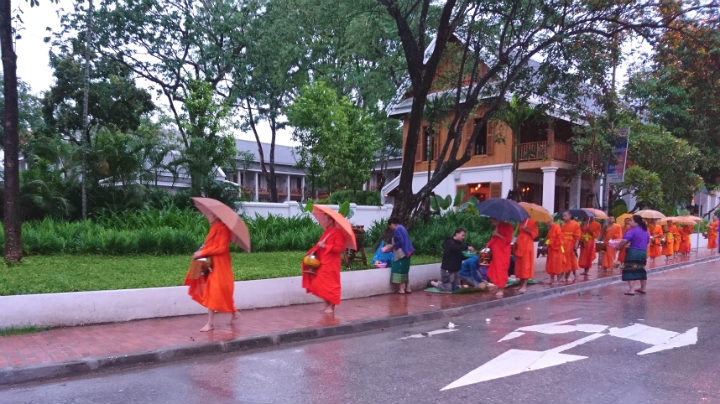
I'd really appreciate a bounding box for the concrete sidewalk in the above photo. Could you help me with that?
[1,249,718,386]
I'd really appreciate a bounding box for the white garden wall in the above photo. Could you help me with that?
[236,201,393,229]
[0,263,440,329]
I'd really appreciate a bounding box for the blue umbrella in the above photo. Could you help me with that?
[475,198,530,222]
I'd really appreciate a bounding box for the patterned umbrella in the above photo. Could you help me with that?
[635,209,666,219]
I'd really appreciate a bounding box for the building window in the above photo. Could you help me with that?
[473,119,487,155]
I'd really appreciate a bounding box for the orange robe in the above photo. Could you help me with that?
[302,227,344,305]
[647,224,663,258]
[578,221,601,270]
[487,221,513,288]
[618,226,629,263]
[185,221,236,313]
[679,226,692,254]
[515,219,538,280]
[545,223,565,275]
[662,231,675,257]
[707,220,718,250]
[601,223,623,269]
[670,224,681,253]
[561,220,581,272]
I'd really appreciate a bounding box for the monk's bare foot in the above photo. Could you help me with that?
[518,287,527,294]
[323,304,335,314]
[495,290,504,298]
[200,323,214,332]
[231,311,238,321]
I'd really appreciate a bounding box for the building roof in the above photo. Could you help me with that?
[235,139,300,167]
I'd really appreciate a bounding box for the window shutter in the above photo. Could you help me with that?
[490,182,502,198]
[486,121,495,155]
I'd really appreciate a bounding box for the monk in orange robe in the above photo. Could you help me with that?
[669,221,681,255]
[578,218,601,275]
[601,218,623,270]
[647,220,663,260]
[545,221,565,285]
[662,224,675,262]
[707,216,718,250]
[186,220,236,332]
[679,225,692,255]
[514,218,538,293]
[560,211,581,281]
[617,217,632,265]
[302,224,345,314]
[487,218,513,297]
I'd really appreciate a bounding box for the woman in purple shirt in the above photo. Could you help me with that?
[617,215,651,295]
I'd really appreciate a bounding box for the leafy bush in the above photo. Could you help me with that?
[328,190,381,206]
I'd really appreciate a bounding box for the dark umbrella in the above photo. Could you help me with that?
[475,198,530,222]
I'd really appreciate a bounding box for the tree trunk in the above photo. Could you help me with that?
[268,116,278,202]
[80,0,94,218]
[0,0,22,262]
[512,128,520,201]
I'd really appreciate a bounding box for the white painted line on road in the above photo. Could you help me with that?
[498,331,525,342]
[400,328,458,340]
[608,324,678,345]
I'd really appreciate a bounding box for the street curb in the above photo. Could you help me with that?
[2,255,718,386]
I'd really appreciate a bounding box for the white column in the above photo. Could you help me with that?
[301,176,306,201]
[286,174,291,202]
[501,165,513,199]
[541,167,558,214]
[569,173,582,209]
[254,172,259,202]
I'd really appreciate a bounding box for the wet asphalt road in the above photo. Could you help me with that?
[2,259,720,404]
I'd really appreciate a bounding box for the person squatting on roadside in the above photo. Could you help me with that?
[431,228,474,291]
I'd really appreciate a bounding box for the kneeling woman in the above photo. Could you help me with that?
[302,223,345,314]
[616,215,650,295]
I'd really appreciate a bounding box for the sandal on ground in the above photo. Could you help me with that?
[624,291,635,296]
[635,289,646,294]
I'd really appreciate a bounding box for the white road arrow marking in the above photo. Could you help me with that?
[498,331,525,342]
[636,327,697,355]
[400,328,457,340]
[442,333,605,391]
[608,323,679,345]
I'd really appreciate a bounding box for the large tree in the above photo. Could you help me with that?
[624,2,720,185]
[67,0,253,196]
[288,81,380,192]
[377,0,714,226]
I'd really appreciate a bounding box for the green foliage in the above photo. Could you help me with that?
[618,165,664,209]
[624,123,703,208]
[338,201,352,218]
[611,199,628,218]
[288,81,381,192]
[328,190,381,206]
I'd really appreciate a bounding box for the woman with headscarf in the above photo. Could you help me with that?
[616,215,650,295]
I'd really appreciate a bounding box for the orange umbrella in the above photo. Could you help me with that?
[581,208,608,219]
[518,202,552,222]
[636,209,665,219]
[312,205,357,250]
[616,213,633,224]
[192,197,251,252]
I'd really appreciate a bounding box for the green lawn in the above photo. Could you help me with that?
[0,251,440,296]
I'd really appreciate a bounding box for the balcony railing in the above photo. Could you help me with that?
[519,141,577,163]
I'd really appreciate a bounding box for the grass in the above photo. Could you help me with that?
[0,251,440,296]
[0,326,51,336]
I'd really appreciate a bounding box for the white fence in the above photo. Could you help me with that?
[236,201,393,229]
